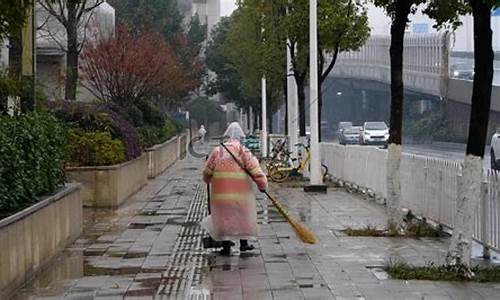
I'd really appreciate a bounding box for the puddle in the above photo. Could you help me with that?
[166,218,199,227]
[124,252,148,259]
[83,264,141,276]
[139,211,157,216]
[15,250,84,296]
[240,252,260,258]
[128,223,148,229]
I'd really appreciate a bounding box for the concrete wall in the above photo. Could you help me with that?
[447,79,500,113]
[67,154,148,207]
[179,134,188,158]
[147,137,180,179]
[67,133,187,207]
[0,184,82,299]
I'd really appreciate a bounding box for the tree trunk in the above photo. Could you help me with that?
[447,0,494,267]
[7,27,22,113]
[296,77,306,137]
[386,1,411,229]
[317,45,339,142]
[65,4,79,101]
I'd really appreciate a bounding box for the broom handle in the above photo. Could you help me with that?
[219,143,290,216]
[220,143,317,244]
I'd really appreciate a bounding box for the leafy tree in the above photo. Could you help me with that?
[316,0,369,140]
[108,0,183,44]
[428,0,499,268]
[221,0,286,123]
[255,0,368,139]
[38,0,105,101]
[80,25,196,108]
[0,0,32,40]
[109,0,206,103]
[178,15,207,96]
[188,97,225,127]
[373,0,426,231]
[205,17,243,102]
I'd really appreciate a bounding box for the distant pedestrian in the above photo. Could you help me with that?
[202,122,268,256]
[198,125,207,144]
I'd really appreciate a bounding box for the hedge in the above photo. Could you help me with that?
[46,101,142,161]
[0,112,67,217]
[68,129,126,167]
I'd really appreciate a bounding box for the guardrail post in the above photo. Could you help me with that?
[481,179,491,260]
[423,164,428,215]
[438,170,443,223]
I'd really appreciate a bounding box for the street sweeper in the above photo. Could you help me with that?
[201,122,268,256]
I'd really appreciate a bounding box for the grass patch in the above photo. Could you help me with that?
[386,261,500,282]
[345,225,386,237]
[344,221,444,238]
[345,212,446,238]
[405,220,444,238]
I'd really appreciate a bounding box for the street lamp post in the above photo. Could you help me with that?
[305,0,326,193]
[286,39,298,159]
[261,76,268,157]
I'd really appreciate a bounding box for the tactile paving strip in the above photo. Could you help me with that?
[157,184,210,298]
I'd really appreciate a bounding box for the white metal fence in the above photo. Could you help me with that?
[321,143,500,252]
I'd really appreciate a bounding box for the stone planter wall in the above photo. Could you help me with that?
[67,154,148,207]
[147,137,179,179]
[178,133,187,158]
[0,184,82,298]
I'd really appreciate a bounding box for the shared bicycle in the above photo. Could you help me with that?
[266,140,328,183]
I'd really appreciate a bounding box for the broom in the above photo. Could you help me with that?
[220,143,318,244]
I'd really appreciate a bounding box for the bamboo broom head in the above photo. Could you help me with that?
[267,193,318,244]
[290,218,318,244]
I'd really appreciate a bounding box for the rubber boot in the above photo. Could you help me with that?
[240,239,255,252]
[220,241,232,256]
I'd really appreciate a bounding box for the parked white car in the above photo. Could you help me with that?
[360,122,389,146]
[491,130,500,170]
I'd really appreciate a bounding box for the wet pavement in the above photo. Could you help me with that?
[12,144,500,299]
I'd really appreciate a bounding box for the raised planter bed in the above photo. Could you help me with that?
[146,136,180,179]
[67,154,148,207]
[0,184,82,299]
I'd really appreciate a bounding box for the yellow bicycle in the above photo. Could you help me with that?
[268,143,328,183]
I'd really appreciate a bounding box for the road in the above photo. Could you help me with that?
[450,56,500,86]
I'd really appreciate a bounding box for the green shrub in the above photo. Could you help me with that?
[403,113,467,143]
[0,112,68,217]
[164,117,181,138]
[138,118,182,149]
[68,130,126,167]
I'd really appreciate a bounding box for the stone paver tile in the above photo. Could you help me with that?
[242,287,274,300]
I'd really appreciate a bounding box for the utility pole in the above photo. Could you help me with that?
[286,39,298,159]
[305,0,326,193]
[261,76,268,157]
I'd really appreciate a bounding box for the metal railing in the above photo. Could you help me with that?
[332,32,451,97]
[321,143,500,252]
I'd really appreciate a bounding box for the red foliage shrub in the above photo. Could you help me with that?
[80,25,197,106]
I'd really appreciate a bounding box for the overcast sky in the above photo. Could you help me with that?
[220,0,236,16]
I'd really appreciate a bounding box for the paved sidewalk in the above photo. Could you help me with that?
[14,147,500,299]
